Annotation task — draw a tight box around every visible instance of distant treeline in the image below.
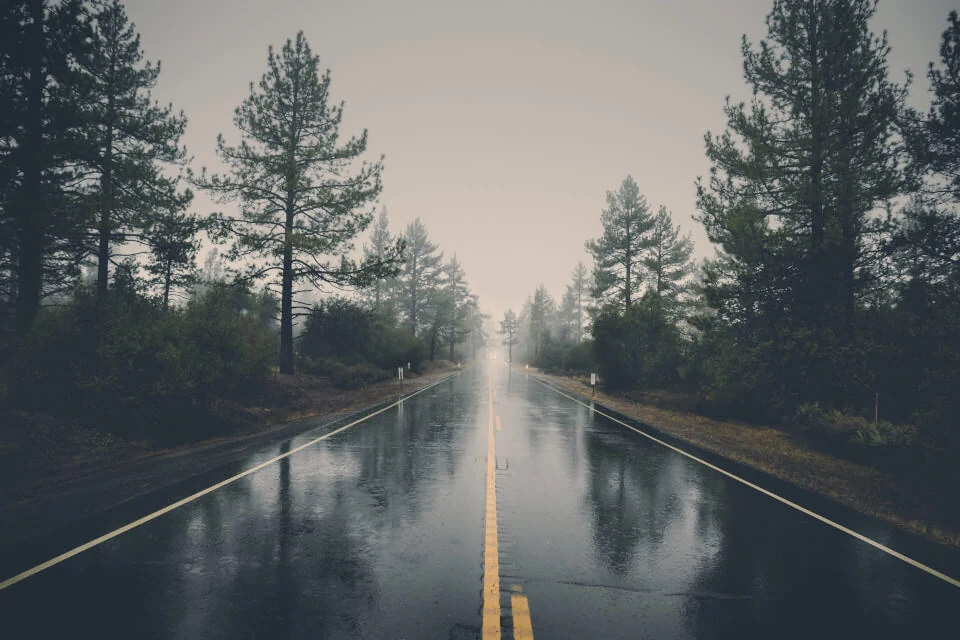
[0,1,482,437]
[505,2,960,456]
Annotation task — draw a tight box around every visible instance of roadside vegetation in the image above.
[0,1,483,448]
[502,2,960,540]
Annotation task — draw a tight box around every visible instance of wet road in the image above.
[2,363,959,638]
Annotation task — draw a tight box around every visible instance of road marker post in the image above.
[590,372,597,397]
[398,366,404,392]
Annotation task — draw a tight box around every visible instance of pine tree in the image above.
[695,0,911,409]
[529,283,554,363]
[397,218,442,337]
[570,261,588,342]
[441,254,470,360]
[586,175,654,310]
[644,205,694,318]
[925,11,960,200]
[1,0,91,336]
[465,296,487,360]
[143,186,201,308]
[196,32,396,373]
[557,286,578,342]
[361,206,402,315]
[499,309,519,363]
[79,0,187,305]
[897,11,960,286]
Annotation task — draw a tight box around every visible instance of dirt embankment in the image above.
[0,363,461,504]
[526,366,960,550]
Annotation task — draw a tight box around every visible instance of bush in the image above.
[299,297,426,372]
[539,339,595,375]
[10,284,274,439]
[792,402,915,448]
[591,294,683,389]
[300,357,391,389]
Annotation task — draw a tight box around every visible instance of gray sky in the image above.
[126,0,955,323]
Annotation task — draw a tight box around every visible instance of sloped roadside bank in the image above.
[0,365,463,552]
[526,367,960,552]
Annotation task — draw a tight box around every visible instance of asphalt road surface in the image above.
[1,362,958,638]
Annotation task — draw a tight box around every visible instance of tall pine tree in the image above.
[586,175,654,310]
[644,205,694,319]
[79,0,187,305]
[695,0,911,410]
[1,0,91,336]
[197,32,396,373]
[396,218,442,337]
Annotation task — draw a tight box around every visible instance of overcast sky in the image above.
[125,0,955,323]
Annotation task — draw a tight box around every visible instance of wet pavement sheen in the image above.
[2,362,958,638]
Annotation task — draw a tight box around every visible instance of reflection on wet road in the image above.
[2,363,958,638]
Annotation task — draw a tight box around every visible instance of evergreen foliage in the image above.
[195,31,398,373]
[586,176,654,310]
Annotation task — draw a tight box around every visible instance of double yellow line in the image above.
[483,372,534,640]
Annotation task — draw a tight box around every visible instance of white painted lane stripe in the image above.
[531,376,960,589]
[0,376,452,592]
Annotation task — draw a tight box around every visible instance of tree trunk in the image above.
[279,205,295,374]
[808,20,826,324]
[162,263,172,309]
[97,58,118,306]
[97,153,112,304]
[15,0,47,337]
[576,290,582,343]
[409,256,417,336]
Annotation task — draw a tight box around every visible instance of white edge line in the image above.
[530,375,960,589]
[0,375,453,591]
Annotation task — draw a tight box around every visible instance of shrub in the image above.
[300,357,391,389]
[591,294,683,389]
[539,339,595,375]
[299,297,426,372]
[793,402,915,448]
[10,284,274,439]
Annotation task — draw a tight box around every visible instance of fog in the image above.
[125,0,953,320]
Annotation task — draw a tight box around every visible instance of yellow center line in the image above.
[482,372,501,638]
[511,591,535,640]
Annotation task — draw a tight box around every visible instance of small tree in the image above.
[143,187,202,308]
[361,206,400,315]
[570,261,589,342]
[529,284,554,363]
[441,254,470,360]
[499,309,519,363]
[196,32,400,373]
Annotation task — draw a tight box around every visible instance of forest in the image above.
[2,0,959,467]
[0,0,483,438]
[504,4,960,462]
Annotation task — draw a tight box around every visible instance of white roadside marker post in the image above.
[591,372,597,397]
[398,366,404,392]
